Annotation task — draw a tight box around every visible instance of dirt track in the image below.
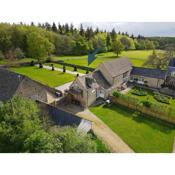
[60,104,134,153]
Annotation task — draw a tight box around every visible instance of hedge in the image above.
[112,91,175,124]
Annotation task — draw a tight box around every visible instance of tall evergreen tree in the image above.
[95,27,99,34]
[52,22,57,33]
[31,22,35,26]
[58,23,63,34]
[70,23,74,34]
[110,28,117,42]
[106,33,111,50]
[130,34,135,39]
[65,23,69,34]
[45,22,51,31]
[86,27,94,40]
[38,23,42,28]
[79,24,85,36]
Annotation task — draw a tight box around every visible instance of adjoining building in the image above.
[0,68,92,132]
[0,68,58,104]
[67,57,175,107]
[130,67,166,88]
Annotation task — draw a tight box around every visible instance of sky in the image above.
[1,0,175,23]
[1,0,175,36]
[82,22,175,37]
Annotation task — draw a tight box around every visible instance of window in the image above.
[123,71,128,78]
[171,71,175,77]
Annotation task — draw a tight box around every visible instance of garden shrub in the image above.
[112,89,175,120]
[30,60,34,66]
[113,91,121,98]
[132,111,141,118]
[154,92,171,104]
[142,100,152,108]
[131,88,147,96]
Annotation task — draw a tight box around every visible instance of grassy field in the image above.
[52,50,156,68]
[91,104,175,153]
[128,87,175,110]
[0,58,34,65]
[11,66,76,87]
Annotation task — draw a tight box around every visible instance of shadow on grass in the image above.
[102,104,175,134]
[96,55,117,59]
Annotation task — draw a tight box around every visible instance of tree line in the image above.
[0,96,109,153]
[0,22,158,61]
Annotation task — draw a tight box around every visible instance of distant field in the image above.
[0,58,33,65]
[52,50,158,68]
[91,104,175,153]
[11,66,75,87]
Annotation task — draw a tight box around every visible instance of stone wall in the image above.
[16,78,56,104]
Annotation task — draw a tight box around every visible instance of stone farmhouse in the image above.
[0,68,58,104]
[68,58,175,107]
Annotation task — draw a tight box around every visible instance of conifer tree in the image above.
[52,22,57,33]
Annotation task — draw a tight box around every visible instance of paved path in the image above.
[173,137,175,153]
[120,85,133,94]
[36,64,85,76]
[59,104,134,153]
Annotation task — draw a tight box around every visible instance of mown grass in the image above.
[52,50,158,68]
[45,63,87,74]
[90,104,175,153]
[11,66,75,87]
[0,58,34,65]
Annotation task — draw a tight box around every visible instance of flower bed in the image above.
[154,92,171,104]
[131,88,147,96]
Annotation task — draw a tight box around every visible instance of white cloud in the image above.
[0,0,175,23]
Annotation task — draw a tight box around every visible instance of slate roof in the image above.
[131,67,167,79]
[0,68,25,101]
[101,58,132,77]
[0,68,58,102]
[92,70,111,89]
[76,74,99,89]
[168,58,175,67]
[46,105,82,126]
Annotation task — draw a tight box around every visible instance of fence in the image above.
[111,94,175,124]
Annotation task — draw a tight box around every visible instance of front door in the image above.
[97,89,105,98]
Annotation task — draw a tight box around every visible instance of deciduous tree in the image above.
[112,40,124,57]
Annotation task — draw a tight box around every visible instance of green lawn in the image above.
[128,87,175,110]
[0,58,34,65]
[52,50,158,68]
[91,104,175,153]
[11,66,76,87]
[45,63,87,74]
